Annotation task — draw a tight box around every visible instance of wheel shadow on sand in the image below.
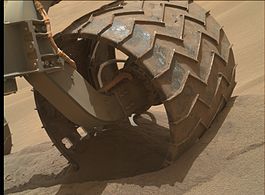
[4,97,237,195]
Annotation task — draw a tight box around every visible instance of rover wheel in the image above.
[34,0,236,167]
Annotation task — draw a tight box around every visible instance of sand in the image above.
[4,1,264,195]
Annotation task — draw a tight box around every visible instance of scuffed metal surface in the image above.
[133,25,151,42]
[125,25,152,57]
[171,62,185,91]
[103,20,131,42]
[153,44,167,68]
[111,21,130,35]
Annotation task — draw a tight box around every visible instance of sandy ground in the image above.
[4,1,264,195]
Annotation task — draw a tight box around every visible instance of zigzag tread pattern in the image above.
[79,8,147,37]
[59,1,236,161]
[102,19,166,52]
[165,63,236,151]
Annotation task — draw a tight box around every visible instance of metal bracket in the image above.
[4,20,64,79]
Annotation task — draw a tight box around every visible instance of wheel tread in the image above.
[50,1,236,165]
